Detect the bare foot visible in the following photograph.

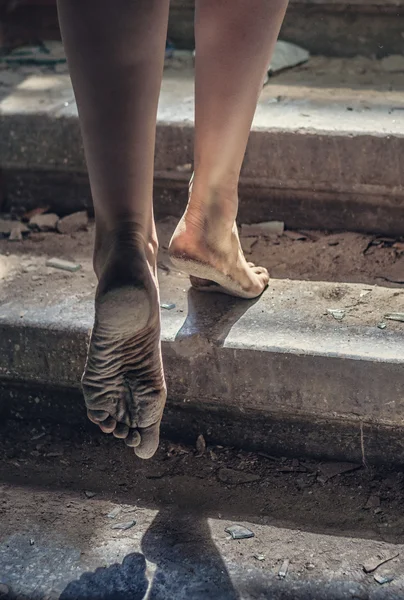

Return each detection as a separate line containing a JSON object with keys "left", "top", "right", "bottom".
{"left": 169, "top": 198, "right": 269, "bottom": 299}
{"left": 82, "top": 223, "right": 166, "bottom": 459}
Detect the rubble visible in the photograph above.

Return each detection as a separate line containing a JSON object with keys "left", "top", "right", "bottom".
{"left": 29, "top": 213, "right": 59, "bottom": 232}
{"left": 241, "top": 221, "right": 284, "bottom": 237}
{"left": 225, "top": 525, "right": 254, "bottom": 540}
{"left": 278, "top": 559, "right": 290, "bottom": 579}
{"left": 218, "top": 467, "right": 260, "bottom": 485}
{"left": 46, "top": 258, "right": 81, "bottom": 272}
{"left": 57, "top": 211, "right": 88, "bottom": 234}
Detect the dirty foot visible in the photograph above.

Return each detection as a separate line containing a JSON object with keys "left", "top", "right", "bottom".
{"left": 82, "top": 224, "right": 166, "bottom": 459}
{"left": 169, "top": 208, "right": 269, "bottom": 299}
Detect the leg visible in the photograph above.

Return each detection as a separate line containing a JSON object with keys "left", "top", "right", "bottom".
{"left": 57, "top": 0, "right": 169, "bottom": 458}
{"left": 170, "top": 0, "right": 288, "bottom": 298}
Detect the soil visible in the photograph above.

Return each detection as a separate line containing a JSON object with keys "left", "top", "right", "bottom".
{"left": 0, "top": 217, "right": 402, "bottom": 296}
{"left": 1, "top": 418, "right": 404, "bottom": 593}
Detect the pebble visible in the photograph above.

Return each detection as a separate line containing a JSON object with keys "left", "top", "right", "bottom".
{"left": 278, "top": 559, "right": 290, "bottom": 579}
{"left": 57, "top": 211, "right": 88, "bottom": 234}
{"left": 84, "top": 491, "right": 96, "bottom": 499}
{"left": 46, "top": 258, "right": 81, "bottom": 272}
{"left": 225, "top": 525, "right": 254, "bottom": 540}
{"left": 29, "top": 213, "right": 59, "bottom": 231}
{"left": 111, "top": 520, "right": 136, "bottom": 530}
{"left": 107, "top": 506, "right": 122, "bottom": 519}
{"left": 218, "top": 467, "right": 260, "bottom": 485}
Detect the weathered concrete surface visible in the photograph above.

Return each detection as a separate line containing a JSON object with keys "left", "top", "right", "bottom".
{"left": 0, "top": 244, "right": 403, "bottom": 464}
{"left": 169, "top": 0, "right": 404, "bottom": 57}
{"left": 1, "top": 62, "right": 404, "bottom": 234}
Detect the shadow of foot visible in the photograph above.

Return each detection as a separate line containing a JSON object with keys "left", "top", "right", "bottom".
{"left": 141, "top": 508, "right": 240, "bottom": 600}
{"left": 60, "top": 552, "right": 148, "bottom": 600}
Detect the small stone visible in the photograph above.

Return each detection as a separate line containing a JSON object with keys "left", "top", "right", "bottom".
{"left": 29, "top": 539, "right": 35, "bottom": 546}
{"left": 254, "top": 554, "right": 265, "bottom": 561}
{"left": 377, "top": 322, "right": 387, "bottom": 330}
{"left": 225, "top": 525, "right": 254, "bottom": 540}
{"left": 57, "top": 211, "right": 88, "bottom": 234}
{"left": 175, "top": 163, "right": 192, "bottom": 173}
{"left": 8, "top": 225, "right": 24, "bottom": 241}
{"left": 374, "top": 573, "right": 394, "bottom": 585}
{"left": 327, "top": 308, "right": 346, "bottom": 321}
{"left": 84, "top": 491, "right": 96, "bottom": 498}
{"left": 374, "top": 507, "right": 383, "bottom": 515}
{"left": 218, "top": 467, "right": 260, "bottom": 485}
{"left": 111, "top": 520, "right": 136, "bottom": 530}
{"left": 161, "top": 303, "right": 175, "bottom": 310}
{"left": 29, "top": 213, "right": 59, "bottom": 231}
{"left": 380, "top": 54, "right": 404, "bottom": 72}
{"left": 318, "top": 462, "right": 361, "bottom": 482}
{"left": 305, "top": 562, "right": 315, "bottom": 570}
{"left": 278, "top": 559, "right": 290, "bottom": 579}
{"left": 107, "top": 506, "right": 122, "bottom": 519}
{"left": 385, "top": 313, "right": 404, "bottom": 323}
{"left": 196, "top": 434, "right": 206, "bottom": 455}
{"left": 46, "top": 258, "right": 81, "bottom": 272}
{"left": 241, "top": 221, "right": 284, "bottom": 237}
{"left": 364, "top": 495, "right": 380, "bottom": 510}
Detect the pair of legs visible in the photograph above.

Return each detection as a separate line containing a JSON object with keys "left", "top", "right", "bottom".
{"left": 57, "top": 0, "right": 288, "bottom": 459}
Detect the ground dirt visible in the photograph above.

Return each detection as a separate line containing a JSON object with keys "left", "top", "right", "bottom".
{"left": 1, "top": 418, "right": 404, "bottom": 597}
{"left": 0, "top": 217, "right": 403, "bottom": 293}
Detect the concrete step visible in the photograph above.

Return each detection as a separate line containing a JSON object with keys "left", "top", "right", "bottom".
{"left": 1, "top": 420, "right": 404, "bottom": 599}
{"left": 1, "top": 56, "right": 404, "bottom": 236}
{"left": 0, "top": 224, "right": 403, "bottom": 465}
{"left": 169, "top": 0, "right": 404, "bottom": 57}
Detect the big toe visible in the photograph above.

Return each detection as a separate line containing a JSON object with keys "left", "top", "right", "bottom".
{"left": 134, "top": 421, "right": 161, "bottom": 459}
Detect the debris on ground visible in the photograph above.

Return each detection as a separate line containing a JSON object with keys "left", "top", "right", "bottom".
{"left": 254, "top": 554, "right": 265, "bottom": 561}
{"left": 380, "top": 54, "right": 404, "bottom": 73}
{"left": 175, "top": 163, "right": 192, "bottom": 173}
{"left": 218, "top": 467, "right": 260, "bottom": 485}
{"left": 374, "top": 573, "right": 395, "bottom": 585}
{"left": 364, "top": 495, "right": 380, "bottom": 510}
{"left": 161, "top": 303, "right": 175, "bottom": 310}
{"left": 56, "top": 211, "right": 88, "bottom": 234}
{"left": 107, "top": 507, "right": 122, "bottom": 519}
{"left": 8, "top": 225, "right": 24, "bottom": 241}
{"left": 29, "top": 213, "right": 59, "bottom": 232}
{"left": 362, "top": 552, "right": 399, "bottom": 574}
{"left": 196, "top": 434, "right": 206, "bottom": 455}
{"left": 326, "top": 308, "right": 346, "bottom": 321}
{"left": 111, "top": 520, "right": 136, "bottom": 531}
{"left": 241, "top": 221, "right": 285, "bottom": 237}
{"left": 45, "top": 258, "right": 81, "bottom": 272}
{"left": 84, "top": 491, "right": 96, "bottom": 499}
{"left": 385, "top": 313, "right": 404, "bottom": 323}
{"left": 377, "top": 322, "right": 387, "bottom": 330}
{"left": 1, "top": 41, "right": 66, "bottom": 66}
{"left": 225, "top": 525, "right": 255, "bottom": 540}
{"left": 317, "top": 462, "right": 361, "bottom": 483}
{"left": 278, "top": 559, "right": 290, "bottom": 579}
{"left": 268, "top": 40, "right": 309, "bottom": 76}
{"left": 0, "top": 218, "right": 28, "bottom": 237}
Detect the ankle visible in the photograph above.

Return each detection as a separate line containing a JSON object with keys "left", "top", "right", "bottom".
{"left": 94, "top": 220, "right": 157, "bottom": 277}
{"left": 187, "top": 177, "right": 239, "bottom": 227}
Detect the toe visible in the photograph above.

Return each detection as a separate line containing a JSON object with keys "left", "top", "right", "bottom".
{"left": 252, "top": 266, "right": 269, "bottom": 276}
{"left": 125, "top": 429, "right": 141, "bottom": 447}
{"left": 98, "top": 416, "right": 117, "bottom": 433}
{"left": 113, "top": 423, "right": 130, "bottom": 439}
{"left": 87, "top": 409, "right": 110, "bottom": 424}
{"left": 135, "top": 421, "right": 160, "bottom": 459}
